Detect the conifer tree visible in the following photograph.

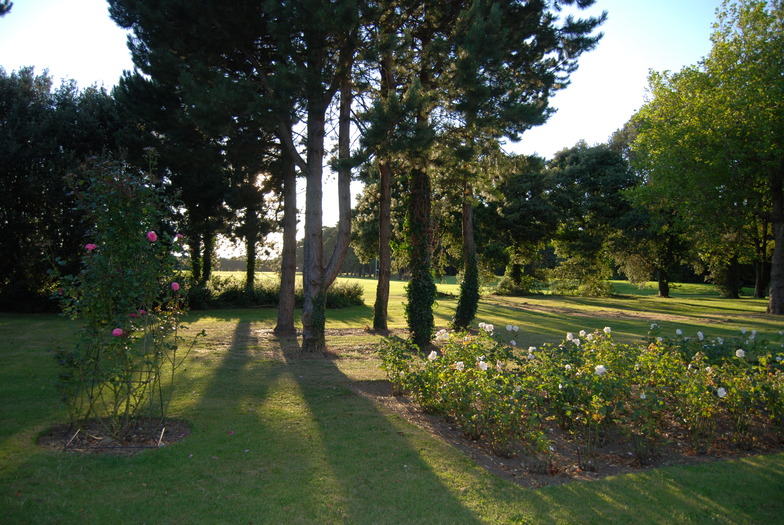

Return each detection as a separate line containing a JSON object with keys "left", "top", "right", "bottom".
{"left": 110, "top": 0, "right": 362, "bottom": 352}
{"left": 361, "top": 0, "right": 604, "bottom": 343}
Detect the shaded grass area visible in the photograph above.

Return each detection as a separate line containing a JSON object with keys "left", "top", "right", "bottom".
{"left": 3, "top": 280, "right": 784, "bottom": 523}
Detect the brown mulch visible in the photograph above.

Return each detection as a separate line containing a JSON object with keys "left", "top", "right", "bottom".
{"left": 350, "top": 378, "right": 784, "bottom": 488}
{"left": 37, "top": 419, "right": 191, "bottom": 456}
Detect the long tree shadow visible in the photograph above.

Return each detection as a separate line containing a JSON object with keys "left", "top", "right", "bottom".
{"left": 183, "top": 318, "right": 484, "bottom": 523}
{"left": 172, "top": 316, "right": 784, "bottom": 523}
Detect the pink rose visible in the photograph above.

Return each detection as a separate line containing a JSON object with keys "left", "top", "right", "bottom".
{"left": 138, "top": 309, "right": 147, "bottom": 316}
{"left": 85, "top": 243, "right": 97, "bottom": 251}
{"left": 146, "top": 231, "right": 158, "bottom": 242}
{"left": 171, "top": 282, "right": 180, "bottom": 291}
{"left": 175, "top": 233, "right": 184, "bottom": 241}
{"left": 112, "top": 328, "right": 123, "bottom": 337}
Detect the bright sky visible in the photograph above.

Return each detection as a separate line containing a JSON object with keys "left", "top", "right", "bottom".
{"left": 1, "top": 0, "right": 722, "bottom": 158}
{"left": 511, "top": 0, "right": 723, "bottom": 158}
{"left": 0, "top": 0, "right": 132, "bottom": 90}
{"left": 1, "top": 0, "right": 723, "bottom": 232}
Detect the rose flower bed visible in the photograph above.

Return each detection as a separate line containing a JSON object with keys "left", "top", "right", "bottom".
{"left": 379, "top": 324, "right": 784, "bottom": 474}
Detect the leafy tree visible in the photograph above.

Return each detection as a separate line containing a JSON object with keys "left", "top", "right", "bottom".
{"left": 632, "top": 0, "right": 784, "bottom": 306}
{"left": 111, "top": 2, "right": 342, "bottom": 343}
{"left": 0, "top": 68, "right": 122, "bottom": 311}
{"left": 113, "top": 72, "right": 232, "bottom": 288}
{"left": 608, "top": 122, "right": 691, "bottom": 298}
{"left": 547, "top": 142, "right": 637, "bottom": 296}
{"left": 611, "top": 204, "right": 691, "bottom": 297}
{"left": 479, "top": 152, "right": 556, "bottom": 292}
{"left": 0, "top": 1, "right": 11, "bottom": 17}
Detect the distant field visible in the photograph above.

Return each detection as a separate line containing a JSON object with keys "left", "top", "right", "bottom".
{"left": 204, "top": 272, "right": 778, "bottom": 347}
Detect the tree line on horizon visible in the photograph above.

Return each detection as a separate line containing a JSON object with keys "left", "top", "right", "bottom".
{"left": 1, "top": 0, "right": 782, "bottom": 353}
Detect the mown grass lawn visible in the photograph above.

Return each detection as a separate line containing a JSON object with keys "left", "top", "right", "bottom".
{"left": 2, "top": 278, "right": 784, "bottom": 523}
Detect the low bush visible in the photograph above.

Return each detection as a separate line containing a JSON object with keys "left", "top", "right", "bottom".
{"left": 325, "top": 281, "right": 364, "bottom": 308}
{"left": 378, "top": 323, "right": 784, "bottom": 463}
{"left": 494, "top": 274, "right": 545, "bottom": 296}
{"left": 187, "top": 276, "right": 364, "bottom": 309}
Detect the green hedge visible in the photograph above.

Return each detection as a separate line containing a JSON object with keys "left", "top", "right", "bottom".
{"left": 187, "top": 276, "right": 364, "bottom": 310}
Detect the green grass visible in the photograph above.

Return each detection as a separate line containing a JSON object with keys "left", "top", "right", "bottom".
{"left": 219, "top": 273, "right": 781, "bottom": 342}
{"left": 2, "top": 278, "right": 784, "bottom": 523}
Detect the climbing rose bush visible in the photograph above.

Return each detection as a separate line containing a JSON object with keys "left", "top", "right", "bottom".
{"left": 53, "top": 158, "right": 201, "bottom": 439}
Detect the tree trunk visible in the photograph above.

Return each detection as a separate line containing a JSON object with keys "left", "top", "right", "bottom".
{"left": 754, "top": 260, "right": 768, "bottom": 299}
{"left": 299, "top": 76, "right": 353, "bottom": 353}
{"left": 722, "top": 256, "right": 741, "bottom": 299}
{"left": 657, "top": 268, "right": 670, "bottom": 298}
{"left": 373, "top": 51, "right": 395, "bottom": 332}
{"left": 752, "top": 219, "right": 769, "bottom": 298}
{"left": 323, "top": 77, "right": 353, "bottom": 288}
{"left": 244, "top": 205, "right": 258, "bottom": 294}
{"left": 768, "top": 163, "right": 784, "bottom": 313}
{"left": 275, "top": 152, "right": 297, "bottom": 335}
{"left": 508, "top": 263, "right": 523, "bottom": 286}
{"left": 200, "top": 230, "right": 215, "bottom": 287}
{"left": 301, "top": 107, "right": 327, "bottom": 354}
{"left": 189, "top": 232, "right": 202, "bottom": 286}
{"left": 374, "top": 161, "right": 392, "bottom": 331}
{"left": 453, "top": 182, "right": 479, "bottom": 330}
{"left": 405, "top": 165, "right": 435, "bottom": 349}
{"left": 770, "top": 222, "right": 784, "bottom": 313}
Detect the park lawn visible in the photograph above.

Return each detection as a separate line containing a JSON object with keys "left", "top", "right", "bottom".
{"left": 2, "top": 279, "right": 784, "bottom": 523}
{"left": 219, "top": 272, "right": 782, "bottom": 344}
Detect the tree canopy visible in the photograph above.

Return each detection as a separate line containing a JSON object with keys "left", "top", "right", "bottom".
{"left": 632, "top": 0, "right": 784, "bottom": 307}
{"left": 0, "top": 68, "right": 122, "bottom": 311}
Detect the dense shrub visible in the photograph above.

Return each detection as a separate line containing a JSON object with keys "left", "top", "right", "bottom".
{"left": 495, "top": 276, "right": 541, "bottom": 296}
{"left": 325, "top": 282, "right": 364, "bottom": 308}
{"left": 186, "top": 276, "right": 363, "bottom": 310}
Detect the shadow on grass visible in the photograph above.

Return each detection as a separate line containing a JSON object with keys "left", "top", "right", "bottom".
{"left": 183, "top": 318, "right": 484, "bottom": 523}
{"left": 524, "top": 454, "right": 784, "bottom": 523}
{"left": 3, "top": 313, "right": 784, "bottom": 523}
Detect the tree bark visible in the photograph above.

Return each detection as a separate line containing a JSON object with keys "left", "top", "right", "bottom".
{"left": 244, "top": 205, "right": 258, "bottom": 294}
{"left": 719, "top": 257, "right": 741, "bottom": 299}
{"left": 754, "top": 222, "right": 769, "bottom": 298}
{"left": 373, "top": 161, "right": 392, "bottom": 331}
{"left": 323, "top": 77, "right": 353, "bottom": 288}
{"left": 770, "top": 224, "right": 784, "bottom": 313}
{"left": 754, "top": 260, "right": 768, "bottom": 299}
{"left": 200, "top": 230, "right": 215, "bottom": 287}
{"left": 405, "top": 164, "right": 435, "bottom": 349}
{"left": 453, "top": 182, "right": 479, "bottom": 330}
{"left": 301, "top": 105, "right": 327, "bottom": 354}
{"left": 189, "top": 232, "right": 202, "bottom": 286}
{"left": 657, "top": 268, "right": 670, "bottom": 298}
{"left": 373, "top": 51, "right": 395, "bottom": 332}
{"left": 768, "top": 163, "right": 784, "bottom": 313}
{"left": 275, "top": 151, "right": 297, "bottom": 335}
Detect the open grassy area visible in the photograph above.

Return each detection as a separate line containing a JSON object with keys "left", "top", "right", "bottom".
{"left": 215, "top": 272, "right": 781, "bottom": 344}
{"left": 2, "top": 278, "right": 784, "bottom": 523}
